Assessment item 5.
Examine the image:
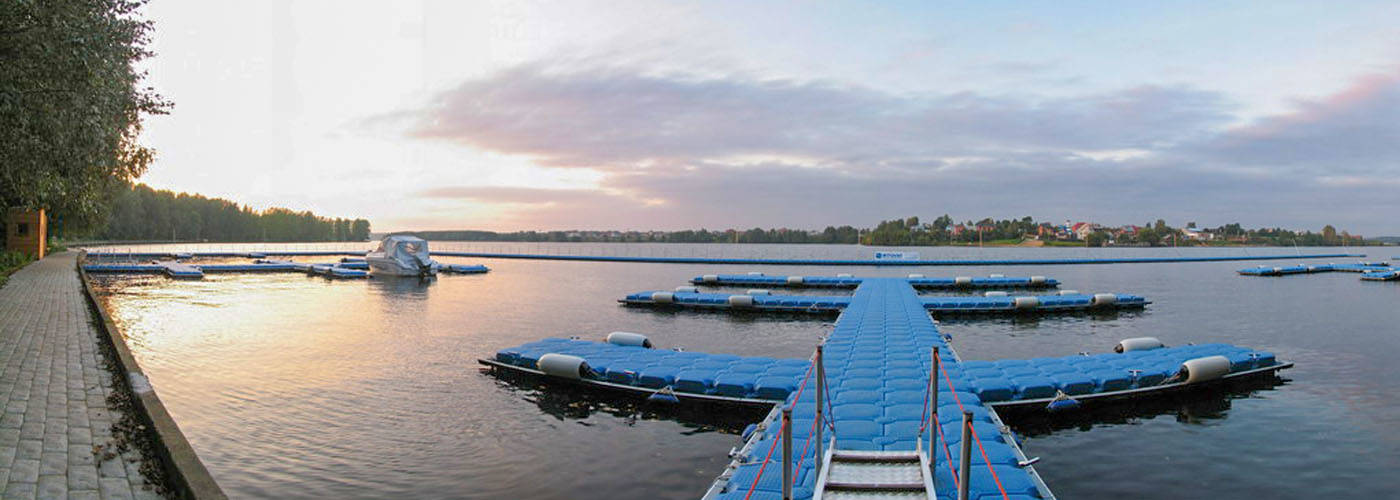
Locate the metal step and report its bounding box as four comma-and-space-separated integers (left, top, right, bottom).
831, 450, 920, 463
815, 447, 936, 500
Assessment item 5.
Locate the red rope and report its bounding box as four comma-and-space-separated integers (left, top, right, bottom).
743, 417, 786, 500
743, 354, 817, 499
918, 366, 934, 433
970, 426, 1011, 500
934, 417, 960, 491
941, 362, 1010, 500
791, 413, 821, 489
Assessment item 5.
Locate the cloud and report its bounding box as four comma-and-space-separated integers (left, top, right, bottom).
420, 185, 608, 204
386, 63, 1400, 234
1193, 71, 1400, 177
406, 63, 1230, 169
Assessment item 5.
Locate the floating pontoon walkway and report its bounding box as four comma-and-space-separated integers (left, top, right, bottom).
488, 339, 1283, 409
1238, 262, 1396, 284
692, 273, 1059, 289
481, 274, 1289, 500
1360, 270, 1399, 281
82, 260, 369, 279
620, 288, 1147, 314
414, 251, 1366, 266
82, 259, 491, 280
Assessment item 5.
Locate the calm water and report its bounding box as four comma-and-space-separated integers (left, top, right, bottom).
89, 244, 1400, 499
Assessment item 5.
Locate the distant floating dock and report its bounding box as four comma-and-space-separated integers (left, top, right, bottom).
693, 273, 1060, 289
621, 284, 1147, 315
480, 273, 1288, 500
81, 254, 488, 280
419, 251, 1366, 266
1238, 261, 1396, 284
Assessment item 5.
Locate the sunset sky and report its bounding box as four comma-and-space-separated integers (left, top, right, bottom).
136, 1, 1400, 234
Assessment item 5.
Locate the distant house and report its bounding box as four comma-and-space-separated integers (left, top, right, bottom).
1182, 227, 1212, 241
951, 224, 966, 237
1071, 222, 1098, 240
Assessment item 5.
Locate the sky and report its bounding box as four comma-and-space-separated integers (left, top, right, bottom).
135, 0, 1400, 235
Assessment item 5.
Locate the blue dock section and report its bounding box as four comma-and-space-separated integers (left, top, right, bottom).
620, 288, 1147, 314
693, 273, 1059, 289
84, 250, 1368, 266
81, 252, 490, 280
426, 251, 1366, 266
481, 273, 1290, 500
1238, 261, 1396, 284
1360, 270, 1398, 281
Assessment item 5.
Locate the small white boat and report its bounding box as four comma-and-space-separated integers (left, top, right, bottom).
365, 235, 441, 276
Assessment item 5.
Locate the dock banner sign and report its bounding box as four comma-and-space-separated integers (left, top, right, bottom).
873, 251, 919, 261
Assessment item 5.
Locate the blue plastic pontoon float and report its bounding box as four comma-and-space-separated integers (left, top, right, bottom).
480, 274, 1290, 500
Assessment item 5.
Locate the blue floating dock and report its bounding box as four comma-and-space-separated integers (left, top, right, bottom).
429, 251, 1366, 266
82, 259, 369, 279
481, 273, 1290, 500
443, 263, 490, 274
620, 288, 1147, 314
488, 339, 1281, 408
693, 273, 1059, 289
1360, 270, 1398, 281
1238, 262, 1396, 284
81, 252, 489, 280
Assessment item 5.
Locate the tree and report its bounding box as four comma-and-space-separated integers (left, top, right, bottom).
350, 219, 371, 241
1086, 230, 1109, 247
1, 0, 170, 231
1322, 225, 1337, 244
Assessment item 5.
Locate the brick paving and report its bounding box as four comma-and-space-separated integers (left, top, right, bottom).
0, 253, 162, 500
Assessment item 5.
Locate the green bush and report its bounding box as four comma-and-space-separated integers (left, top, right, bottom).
0, 251, 36, 289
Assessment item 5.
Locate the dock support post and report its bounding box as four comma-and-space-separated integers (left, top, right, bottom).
782, 406, 794, 500
930, 347, 940, 480
958, 411, 972, 500
814, 345, 825, 478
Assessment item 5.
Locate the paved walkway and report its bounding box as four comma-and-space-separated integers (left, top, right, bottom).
0, 253, 162, 500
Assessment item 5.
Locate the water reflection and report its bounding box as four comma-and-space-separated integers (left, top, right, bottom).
1005, 374, 1289, 437
367, 274, 438, 296
89, 244, 1400, 500
490, 368, 767, 433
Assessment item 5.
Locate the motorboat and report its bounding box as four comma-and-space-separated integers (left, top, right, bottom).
365, 235, 441, 276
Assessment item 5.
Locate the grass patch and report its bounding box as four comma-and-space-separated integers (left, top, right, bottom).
1042, 240, 1091, 247
0, 251, 36, 290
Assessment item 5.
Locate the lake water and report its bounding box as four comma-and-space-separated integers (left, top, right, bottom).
88, 243, 1399, 499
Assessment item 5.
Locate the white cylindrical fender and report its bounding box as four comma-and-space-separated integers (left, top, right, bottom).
747, 271, 764, 276
985, 291, 1009, 297
674, 286, 698, 293
836, 273, 853, 278
1272, 267, 1283, 273
728, 295, 755, 307
1030, 276, 1047, 285
955, 276, 973, 286
537, 353, 591, 379
606, 331, 653, 348
746, 289, 771, 295
1057, 290, 1080, 296
701, 274, 719, 283
1091, 293, 1119, 306
988, 274, 1005, 278
1013, 296, 1040, 309
1115, 337, 1164, 353
786, 276, 804, 285
1180, 356, 1231, 383
908, 273, 926, 279
651, 292, 675, 303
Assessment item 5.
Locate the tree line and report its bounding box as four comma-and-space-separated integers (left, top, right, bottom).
2, 0, 169, 232
91, 183, 370, 242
